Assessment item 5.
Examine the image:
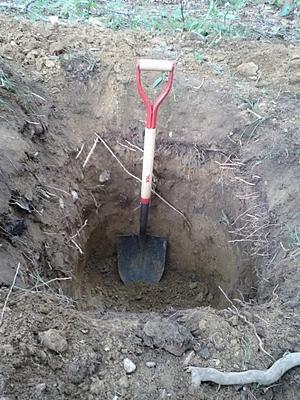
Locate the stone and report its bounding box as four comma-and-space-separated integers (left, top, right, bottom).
49, 15, 59, 24
39, 329, 68, 353
289, 58, 300, 70
183, 350, 195, 366
230, 315, 239, 326
237, 62, 258, 78
71, 190, 79, 202
135, 347, 143, 355
142, 317, 194, 356
90, 377, 104, 395
289, 73, 300, 85
45, 59, 56, 68
159, 389, 167, 399
1, 344, 14, 356
35, 383, 46, 396
36, 58, 44, 71
123, 358, 136, 374
146, 361, 156, 368
189, 282, 198, 290
99, 170, 111, 184
118, 375, 129, 388
64, 352, 100, 384
197, 345, 210, 360
49, 41, 64, 55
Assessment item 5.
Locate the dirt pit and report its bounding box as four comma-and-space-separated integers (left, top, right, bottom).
0, 14, 300, 400
70, 144, 257, 312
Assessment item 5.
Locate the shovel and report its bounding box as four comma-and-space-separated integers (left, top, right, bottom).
117, 59, 175, 285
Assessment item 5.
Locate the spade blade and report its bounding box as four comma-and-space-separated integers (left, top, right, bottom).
117, 234, 167, 285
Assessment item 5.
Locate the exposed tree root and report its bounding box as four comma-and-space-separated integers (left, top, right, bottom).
188, 352, 300, 387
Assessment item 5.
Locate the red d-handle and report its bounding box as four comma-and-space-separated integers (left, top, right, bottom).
136, 59, 174, 129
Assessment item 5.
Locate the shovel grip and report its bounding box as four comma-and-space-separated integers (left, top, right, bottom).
136, 60, 174, 129
139, 59, 174, 72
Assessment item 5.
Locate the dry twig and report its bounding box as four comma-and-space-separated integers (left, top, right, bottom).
70, 219, 88, 240
0, 262, 21, 326
75, 143, 85, 159
117, 141, 137, 152
219, 286, 274, 361
125, 140, 143, 152
71, 239, 84, 254
95, 133, 191, 228
235, 176, 256, 186
83, 137, 99, 168
43, 184, 70, 196
32, 277, 72, 290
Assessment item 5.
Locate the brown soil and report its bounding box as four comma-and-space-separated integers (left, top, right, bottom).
0, 14, 299, 400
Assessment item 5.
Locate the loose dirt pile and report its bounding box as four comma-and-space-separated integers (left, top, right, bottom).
0, 15, 299, 400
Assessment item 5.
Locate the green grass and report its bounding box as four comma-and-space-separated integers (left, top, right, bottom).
287, 225, 300, 249
0, 69, 16, 93
15, 0, 253, 43
15, 0, 299, 42
0, 98, 7, 110
17, 0, 95, 20
194, 51, 205, 63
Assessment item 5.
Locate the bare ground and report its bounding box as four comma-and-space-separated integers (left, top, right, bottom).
0, 13, 299, 400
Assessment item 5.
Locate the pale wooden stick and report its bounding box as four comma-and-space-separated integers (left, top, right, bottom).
117, 141, 137, 152
83, 137, 98, 168
43, 184, 70, 196
70, 219, 88, 240
0, 262, 21, 326
125, 139, 143, 152
71, 239, 84, 254
75, 143, 85, 159
235, 176, 256, 186
95, 133, 191, 228
33, 277, 72, 290
188, 353, 300, 387
96, 133, 140, 181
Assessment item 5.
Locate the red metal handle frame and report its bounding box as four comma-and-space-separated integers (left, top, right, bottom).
136, 64, 174, 129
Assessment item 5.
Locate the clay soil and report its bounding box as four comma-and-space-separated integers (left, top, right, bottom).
0, 9, 299, 400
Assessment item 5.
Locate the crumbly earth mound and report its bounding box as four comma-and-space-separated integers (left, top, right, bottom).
0, 13, 299, 400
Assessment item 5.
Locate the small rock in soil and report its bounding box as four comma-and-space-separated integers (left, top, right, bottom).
123, 358, 136, 374
230, 315, 239, 326
64, 352, 100, 384
39, 329, 68, 353
142, 317, 194, 356
118, 375, 129, 388
35, 383, 46, 396
189, 282, 198, 290
159, 389, 168, 399
146, 361, 156, 368
49, 41, 64, 55
289, 73, 300, 85
237, 62, 258, 78
90, 377, 105, 395
196, 345, 210, 360
134, 347, 143, 355
183, 350, 195, 366
2, 219, 27, 238
99, 170, 111, 184
71, 190, 79, 202
45, 59, 56, 68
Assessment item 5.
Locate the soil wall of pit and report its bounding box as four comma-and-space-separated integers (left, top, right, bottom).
68, 144, 259, 312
